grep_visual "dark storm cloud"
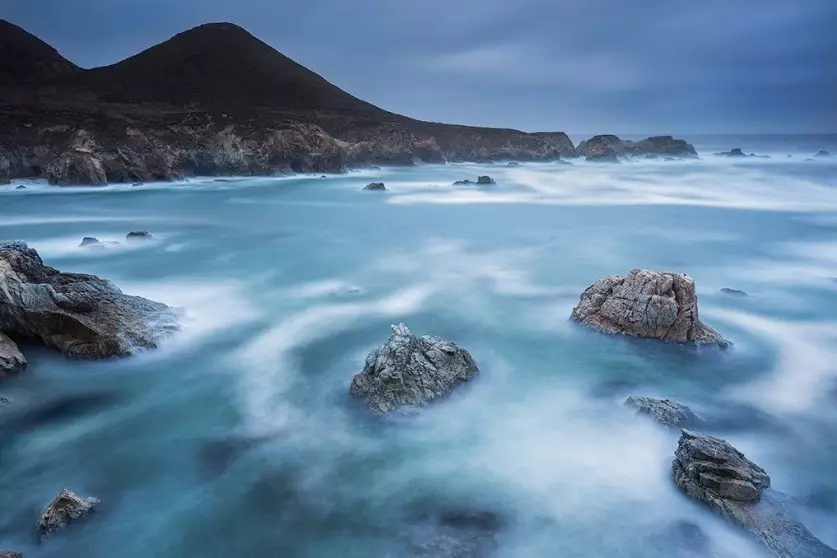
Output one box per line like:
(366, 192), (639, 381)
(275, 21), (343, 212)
(3, 0), (835, 134)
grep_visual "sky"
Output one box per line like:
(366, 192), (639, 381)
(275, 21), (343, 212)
(2, 0), (836, 135)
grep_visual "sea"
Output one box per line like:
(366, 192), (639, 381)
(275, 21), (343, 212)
(0, 134), (836, 557)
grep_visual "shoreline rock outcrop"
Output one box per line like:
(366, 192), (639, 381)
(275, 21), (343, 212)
(0, 332), (26, 378)
(0, 241), (178, 358)
(37, 488), (100, 538)
(570, 269), (728, 346)
(625, 396), (701, 428)
(673, 431), (837, 558)
(349, 324), (479, 414)
(577, 135), (697, 160)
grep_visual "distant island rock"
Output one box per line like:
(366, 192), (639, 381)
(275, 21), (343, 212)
(577, 135), (697, 160)
(715, 148), (770, 159)
(349, 323), (479, 414)
(126, 230), (153, 240)
(571, 269), (729, 346)
(362, 182), (386, 191)
(815, 150), (831, 158)
(453, 175), (495, 185)
(673, 430), (837, 558)
(0, 241), (178, 358)
(720, 287), (748, 297)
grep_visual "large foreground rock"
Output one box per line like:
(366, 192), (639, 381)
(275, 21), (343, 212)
(37, 488), (100, 538)
(570, 269), (728, 346)
(0, 331), (26, 377)
(673, 431), (837, 558)
(625, 396), (701, 428)
(349, 324), (479, 414)
(0, 241), (177, 357)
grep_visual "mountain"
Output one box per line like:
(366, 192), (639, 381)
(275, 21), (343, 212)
(0, 20), (688, 185)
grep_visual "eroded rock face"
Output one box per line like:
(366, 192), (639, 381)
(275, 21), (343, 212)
(673, 431), (837, 558)
(625, 396), (701, 428)
(37, 488), (100, 538)
(349, 324), (479, 414)
(44, 130), (107, 186)
(570, 269), (729, 346)
(0, 331), (26, 378)
(0, 241), (178, 357)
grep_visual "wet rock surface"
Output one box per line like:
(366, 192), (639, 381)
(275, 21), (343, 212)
(673, 431), (837, 558)
(625, 396), (702, 428)
(0, 332), (26, 378)
(570, 269), (729, 346)
(349, 324), (479, 414)
(37, 488), (100, 538)
(0, 241), (178, 357)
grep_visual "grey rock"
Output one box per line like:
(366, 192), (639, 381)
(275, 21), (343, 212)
(625, 396), (701, 428)
(814, 150), (831, 158)
(721, 288), (748, 297)
(0, 551), (22, 558)
(126, 231), (153, 240)
(15, 185), (26, 190)
(79, 236), (102, 248)
(363, 182), (387, 191)
(349, 324), (479, 414)
(506, 161), (520, 167)
(570, 269), (729, 346)
(409, 510), (501, 558)
(673, 431), (837, 558)
(45, 130), (108, 186)
(453, 179), (474, 185)
(716, 148), (747, 158)
(476, 175), (494, 185)
(587, 147), (620, 163)
(0, 331), (26, 378)
(578, 134), (697, 159)
(0, 241), (178, 358)
(37, 488), (100, 538)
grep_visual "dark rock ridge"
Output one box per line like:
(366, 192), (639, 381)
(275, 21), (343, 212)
(570, 269), (729, 346)
(349, 323), (479, 414)
(454, 176), (495, 185)
(363, 182), (386, 191)
(625, 396), (702, 428)
(0, 19), (583, 185)
(37, 488), (99, 538)
(126, 231), (153, 240)
(0, 241), (178, 358)
(721, 287), (748, 297)
(715, 148), (769, 159)
(0, 331), (26, 378)
(673, 430), (837, 558)
(577, 135), (697, 160)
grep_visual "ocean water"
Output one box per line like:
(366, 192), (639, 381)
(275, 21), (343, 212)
(1, 136), (836, 557)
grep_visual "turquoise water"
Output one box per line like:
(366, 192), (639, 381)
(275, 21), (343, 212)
(1, 139), (836, 557)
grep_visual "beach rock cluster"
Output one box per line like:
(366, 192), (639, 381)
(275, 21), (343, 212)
(0, 241), (177, 358)
(570, 269), (728, 346)
(349, 323), (479, 414)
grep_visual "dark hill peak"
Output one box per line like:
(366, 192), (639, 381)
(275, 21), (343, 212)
(0, 19), (79, 84)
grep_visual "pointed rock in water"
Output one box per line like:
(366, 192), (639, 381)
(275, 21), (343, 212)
(79, 236), (102, 248)
(37, 488), (100, 538)
(673, 431), (837, 558)
(0, 332), (26, 378)
(625, 396), (701, 428)
(363, 182), (386, 191)
(570, 269), (729, 346)
(721, 287), (748, 297)
(0, 241), (178, 358)
(126, 231), (153, 240)
(815, 150), (831, 158)
(349, 324), (479, 414)
(15, 185), (26, 190)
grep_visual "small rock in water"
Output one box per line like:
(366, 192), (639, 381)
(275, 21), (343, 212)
(79, 236), (102, 248)
(506, 161), (520, 167)
(476, 175), (495, 185)
(625, 396), (702, 428)
(126, 231), (153, 240)
(453, 179), (473, 185)
(349, 323), (479, 414)
(720, 287), (748, 297)
(815, 150), (831, 158)
(320, 175), (327, 179)
(0, 332), (27, 378)
(363, 182), (386, 191)
(131, 182), (144, 186)
(369, 165), (383, 170)
(15, 185), (26, 190)
(571, 269), (729, 346)
(672, 430), (837, 557)
(716, 148), (747, 157)
(37, 488), (100, 538)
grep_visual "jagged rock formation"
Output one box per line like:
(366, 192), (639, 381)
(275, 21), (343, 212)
(625, 396), (702, 428)
(673, 431), (837, 558)
(570, 269), (729, 346)
(363, 182), (386, 191)
(0, 241), (177, 357)
(0, 331), (26, 378)
(349, 324), (479, 414)
(577, 135), (697, 160)
(37, 488), (100, 538)
(0, 19), (583, 185)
